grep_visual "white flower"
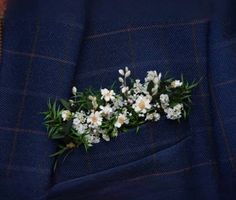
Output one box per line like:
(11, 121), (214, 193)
(101, 88), (116, 102)
(87, 111), (103, 127)
(164, 104), (183, 120)
(102, 134), (110, 141)
(72, 86), (77, 95)
(160, 94), (169, 108)
(145, 112), (160, 121)
(154, 102), (160, 108)
(145, 71), (162, 84)
(153, 113), (161, 121)
(100, 104), (113, 118)
(170, 80), (183, 88)
(61, 110), (72, 121)
(145, 71), (161, 95)
(73, 111), (88, 134)
(74, 111), (86, 123)
(115, 113), (129, 128)
(73, 119), (87, 134)
(121, 86), (129, 94)
(132, 95), (152, 113)
(85, 133), (100, 144)
(113, 95), (124, 109)
(133, 79), (145, 94)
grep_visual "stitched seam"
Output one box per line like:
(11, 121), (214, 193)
(127, 158), (234, 182)
(50, 157), (234, 191)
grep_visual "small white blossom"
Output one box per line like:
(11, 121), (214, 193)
(153, 113), (161, 121)
(85, 133), (100, 144)
(171, 80), (183, 88)
(145, 71), (162, 95)
(101, 88), (116, 102)
(139, 113), (145, 117)
(154, 102), (160, 108)
(133, 79), (145, 94)
(121, 86), (129, 94)
(145, 71), (162, 84)
(145, 112), (160, 121)
(100, 104), (113, 118)
(113, 95), (124, 109)
(102, 134), (110, 141)
(73, 120), (87, 134)
(61, 110), (72, 121)
(160, 94), (169, 108)
(165, 104), (183, 120)
(132, 95), (152, 113)
(115, 113), (129, 128)
(74, 111), (86, 122)
(87, 111), (103, 127)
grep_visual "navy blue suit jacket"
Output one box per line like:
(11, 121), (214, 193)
(1, 0), (236, 199)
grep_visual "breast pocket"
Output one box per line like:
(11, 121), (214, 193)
(56, 19), (209, 183)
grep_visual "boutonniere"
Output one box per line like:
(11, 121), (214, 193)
(43, 67), (198, 170)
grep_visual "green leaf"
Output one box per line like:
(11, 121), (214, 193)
(60, 99), (70, 110)
(50, 146), (68, 157)
(136, 126), (140, 134)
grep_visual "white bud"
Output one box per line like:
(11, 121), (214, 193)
(118, 69), (124, 76)
(125, 67), (129, 72)
(72, 86), (77, 95)
(125, 70), (131, 78)
(118, 77), (124, 83)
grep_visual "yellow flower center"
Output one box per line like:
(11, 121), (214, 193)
(138, 100), (145, 110)
(118, 116), (125, 124)
(91, 115), (97, 123)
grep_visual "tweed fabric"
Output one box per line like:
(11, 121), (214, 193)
(0, 0), (236, 199)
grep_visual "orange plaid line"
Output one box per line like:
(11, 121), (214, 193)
(0, 127), (46, 135)
(4, 49), (76, 65)
(215, 79), (236, 87)
(127, 159), (234, 182)
(86, 18), (209, 40)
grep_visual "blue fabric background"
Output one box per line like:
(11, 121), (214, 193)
(0, 0), (236, 199)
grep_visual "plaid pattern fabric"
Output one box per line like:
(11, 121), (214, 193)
(0, 0), (236, 199)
